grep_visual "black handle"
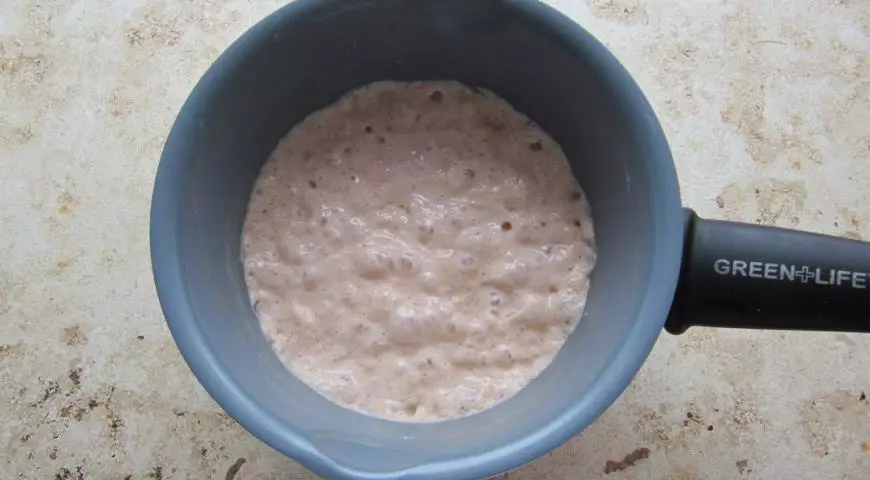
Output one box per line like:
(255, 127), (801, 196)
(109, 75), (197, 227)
(666, 209), (870, 334)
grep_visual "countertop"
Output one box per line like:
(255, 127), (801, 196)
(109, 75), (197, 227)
(2, 0), (869, 478)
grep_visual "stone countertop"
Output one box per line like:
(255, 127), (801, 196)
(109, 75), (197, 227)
(2, 0), (869, 478)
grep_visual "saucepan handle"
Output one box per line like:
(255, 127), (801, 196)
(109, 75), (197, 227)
(666, 208), (870, 334)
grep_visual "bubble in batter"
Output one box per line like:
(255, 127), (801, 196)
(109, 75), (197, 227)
(242, 81), (596, 422)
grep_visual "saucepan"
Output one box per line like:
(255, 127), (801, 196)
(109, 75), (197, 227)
(149, 0), (870, 478)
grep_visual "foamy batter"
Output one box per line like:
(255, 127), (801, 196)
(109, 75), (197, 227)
(242, 81), (596, 421)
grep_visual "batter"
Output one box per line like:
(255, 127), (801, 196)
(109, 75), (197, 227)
(242, 81), (596, 421)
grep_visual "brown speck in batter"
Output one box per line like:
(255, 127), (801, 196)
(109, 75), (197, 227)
(429, 90), (443, 102)
(529, 141), (543, 151)
(480, 116), (505, 131)
(136, 335), (144, 340)
(364, 125), (372, 133)
(309, 180), (317, 188)
(501, 221), (512, 231)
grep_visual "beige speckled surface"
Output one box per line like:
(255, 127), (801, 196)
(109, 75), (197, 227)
(2, 1), (869, 479)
